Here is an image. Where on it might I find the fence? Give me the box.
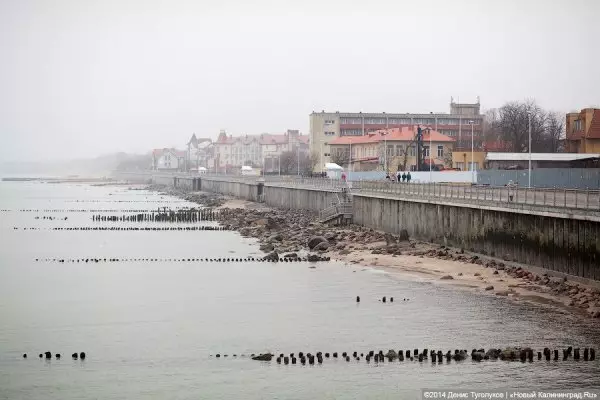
[355,181,600,214]
[478,169,600,189]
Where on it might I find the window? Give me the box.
[396,145,404,156]
[324,153,331,157]
[437,145,444,157]
[387,145,394,156]
[423,146,430,157]
[468,162,479,171]
[455,162,465,170]
[341,129,362,136]
[324,131,336,136]
[324,119,335,125]
[409,146,416,157]
[574,119,582,131]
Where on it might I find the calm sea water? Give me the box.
[0,181,599,400]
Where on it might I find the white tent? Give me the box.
[325,162,344,179]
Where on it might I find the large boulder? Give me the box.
[251,353,274,361]
[262,251,279,262]
[314,242,330,252]
[259,243,274,252]
[308,236,328,250]
[385,350,398,360]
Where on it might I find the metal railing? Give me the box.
[353,181,600,214]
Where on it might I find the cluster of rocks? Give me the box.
[419,246,600,318]
[147,185,226,208]
[215,347,595,364]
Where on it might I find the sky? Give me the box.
[0,0,598,162]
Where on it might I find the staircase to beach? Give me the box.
[319,183,354,224]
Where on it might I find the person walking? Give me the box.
[402,172,407,183]
[406,171,412,182]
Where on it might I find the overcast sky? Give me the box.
[1,0,598,162]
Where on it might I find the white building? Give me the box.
[152,148,186,171]
[186,134,213,171]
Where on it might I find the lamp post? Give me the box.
[428,128,432,182]
[278,153,281,176]
[469,120,475,183]
[528,112,532,188]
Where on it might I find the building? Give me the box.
[186,134,213,171]
[566,108,600,153]
[452,151,486,171]
[309,98,483,171]
[213,129,309,173]
[328,126,455,172]
[485,152,600,169]
[151,148,186,171]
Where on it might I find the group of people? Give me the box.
[385,171,412,183]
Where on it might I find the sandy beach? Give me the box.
[147,186,600,321]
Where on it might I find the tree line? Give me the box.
[483,99,565,153]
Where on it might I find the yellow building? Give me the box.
[328,126,455,172]
[451,150,487,171]
[566,108,600,153]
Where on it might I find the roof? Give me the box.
[152,148,186,158]
[485,153,600,162]
[215,132,308,145]
[329,126,455,145]
[325,163,343,170]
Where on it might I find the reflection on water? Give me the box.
[0,182,599,399]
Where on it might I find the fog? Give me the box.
[1,0,598,163]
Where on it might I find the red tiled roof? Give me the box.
[329,126,454,145]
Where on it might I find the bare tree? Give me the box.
[486,99,565,153]
[398,136,417,171]
[329,148,349,167]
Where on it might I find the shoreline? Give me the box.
[142,185,600,322]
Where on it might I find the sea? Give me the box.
[0,179,599,400]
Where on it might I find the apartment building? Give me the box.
[309,98,482,171]
[213,129,309,172]
[566,108,600,153]
[328,126,455,172]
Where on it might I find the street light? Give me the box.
[468,120,475,183]
[428,128,432,182]
[528,112,532,188]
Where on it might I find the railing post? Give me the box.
[586,187,589,209]
[564,188,567,208]
[543,188,546,206]
[553,186,556,206]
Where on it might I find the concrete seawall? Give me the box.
[113,172,600,280]
[352,194,600,280]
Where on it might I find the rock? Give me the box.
[259,243,274,252]
[485,285,494,291]
[440,275,454,280]
[474,272,481,277]
[495,291,510,296]
[457,272,463,276]
[398,229,409,241]
[307,254,321,262]
[262,251,279,262]
[493,270,499,275]
[324,232,336,241]
[251,353,274,361]
[269,234,283,242]
[314,241,330,251]
[499,348,519,361]
[385,350,398,360]
[339,249,352,255]
[308,236,328,250]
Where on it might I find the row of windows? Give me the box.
[324,119,336,124]
[339,117,482,125]
[340,129,362,136]
[324,131,336,136]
